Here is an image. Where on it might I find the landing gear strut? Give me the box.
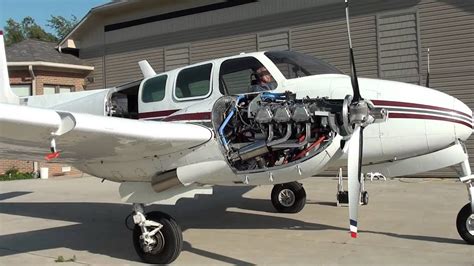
[336,168,369,206]
[457,159,474,244]
[131,204,183,264]
[271,182,306,213]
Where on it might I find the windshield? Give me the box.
[265,51,343,79]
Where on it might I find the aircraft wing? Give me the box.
[0,103,213,164]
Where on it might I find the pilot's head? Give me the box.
[256,66,273,84]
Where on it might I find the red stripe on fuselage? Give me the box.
[372,100,472,120]
[163,112,211,121]
[388,113,472,129]
[138,109,180,119]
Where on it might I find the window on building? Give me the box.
[219,57,276,95]
[10,84,32,97]
[59,86,72,93]
[141,75,167,103]
[175,63,212,100]
[43,85,74,95]
[43,85,56,95]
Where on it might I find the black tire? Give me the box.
[361,191,369,206]
[133,211,183,264]
[271,182,306,213]
[456,203,474,244]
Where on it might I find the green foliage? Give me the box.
[0,167,35,181]
[55,255,76,263]
[47,15,78,40]
[3,15,77,46]
[21,16,57,42]
[4,19,25,46]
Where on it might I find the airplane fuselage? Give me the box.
[69,51,471,185]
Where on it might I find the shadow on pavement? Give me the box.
[0,186,342,264]
[0,186,465,263]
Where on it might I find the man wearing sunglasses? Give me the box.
[250,66,277,92]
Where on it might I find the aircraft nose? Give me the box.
[453,96,473,141]
[365,78,472,156]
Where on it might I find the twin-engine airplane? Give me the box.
[0,2,473,264]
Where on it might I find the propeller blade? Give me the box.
[345,0,362,102]
[347,125,363,238]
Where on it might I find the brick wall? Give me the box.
[35,70,86,94]
[0,159,34,173]
[2,68,89,177]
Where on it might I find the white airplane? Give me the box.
[0,2,472,264]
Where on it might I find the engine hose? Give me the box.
[294,135,326,160]
[218,96,244,149]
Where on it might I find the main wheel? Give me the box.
[361,191,369,205]
[456,203,474,244]
[271,182,306,213]
[133,211,183,264]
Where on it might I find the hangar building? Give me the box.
[58,0,473,177]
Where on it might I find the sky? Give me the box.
[0,0,110,33]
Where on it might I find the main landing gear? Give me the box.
[456,159,474,244]
[336,168,369,206]
[271,182,307,213]
[131,204,183,264]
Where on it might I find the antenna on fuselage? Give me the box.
[139,60,157,79]
[426,48,430,88]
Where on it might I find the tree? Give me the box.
[47,15,78,40]
[4,19,25,46]
[3,17,57,46]
[21,16,57,42]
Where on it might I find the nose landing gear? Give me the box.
[456,203,474,244]
[456,158,474,245]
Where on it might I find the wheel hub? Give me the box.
[278,188,296,207]
[141,231,165,254]
[467,214,474,236]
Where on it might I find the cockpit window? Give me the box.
[265,51,343,79]
[219,57,277,95]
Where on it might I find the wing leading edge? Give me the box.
[0,103,213,163]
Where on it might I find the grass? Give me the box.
[55,255,77,263]
[0,167,35,181]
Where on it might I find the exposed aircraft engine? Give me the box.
[212,92,351,172]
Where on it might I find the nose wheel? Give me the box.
[271,182,306,213]
[456,203,474,244]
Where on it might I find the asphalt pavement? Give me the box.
[0,175,473,265]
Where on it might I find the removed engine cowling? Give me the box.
[212,91,348,172]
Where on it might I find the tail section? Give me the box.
[0,31,19,104]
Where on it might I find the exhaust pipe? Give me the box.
[151,160,236,193]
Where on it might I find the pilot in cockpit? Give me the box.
[250,66,277,92]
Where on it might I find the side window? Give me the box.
[175,63,212,99]
[219,57,276,95]
[142,75,167,103]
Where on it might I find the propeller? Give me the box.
[345,0,361,103]
[344,0,369,238]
